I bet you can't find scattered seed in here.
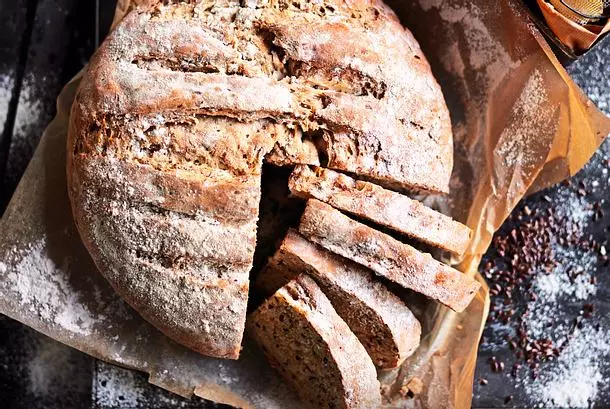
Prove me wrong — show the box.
[480,182,603,383]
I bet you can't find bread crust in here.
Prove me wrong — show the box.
[299,199,481,312]
[249,275,381,409]
[68,0,454,359]
[289,165,472,255]
[255,229,421,369]
[68,154,257,358]
[71,0,452,192]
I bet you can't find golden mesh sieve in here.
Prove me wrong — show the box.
[548,0,609,24]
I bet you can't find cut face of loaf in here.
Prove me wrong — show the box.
[298,200,481,312]
[289,165,472,255]
[255,230,421,369]
[249,275,382,409]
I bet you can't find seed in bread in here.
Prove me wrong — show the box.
[249,274,382,409]
[289,165,472,255]
[255,229,421,369]
[298,199,481,312]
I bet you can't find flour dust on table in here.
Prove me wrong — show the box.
[478,140,610,408]
[93,361,228,409]
[0,70,15,134]
[0,316,92,409]
[0,236,98,336]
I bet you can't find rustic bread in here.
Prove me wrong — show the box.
[289,165,472,255]
[249,274,382,409]
[298,200,481,312]
[69,158,255,358]
[255,230,421,369]
[70,0,453,193]
[67,0,453,360]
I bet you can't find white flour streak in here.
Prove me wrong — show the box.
[0,71,15,132]
[12,73,44,138]
[2,238,97,335]
[418,0,516,88]
[95,362,146,408]
[495,70,549,170]
[4,72,49,184]
[526,247,597,342]
[27,338,89,397]
[93,361,195,408]
[525,328,610,408]
[521,180,607,406]
[533,248,597,304]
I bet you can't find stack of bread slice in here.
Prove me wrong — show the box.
[250,165,479,407]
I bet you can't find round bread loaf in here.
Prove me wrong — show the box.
[67,0,452,359]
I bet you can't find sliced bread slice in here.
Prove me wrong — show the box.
[289,165,472,255]
[249,275,381,409]
[255,229,421,368]
[298,199,481,312]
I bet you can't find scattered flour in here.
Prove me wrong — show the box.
[525,328,610,408]
[93,361,200,408]
[26,337,91,398]
[217,362,240,386]
[0,71,15,132]
[526,247,598,342]
[418,0,516,88]
[4,71,49,188]
[495,70,550,170]
[532,248,597,304]
[0,316,93,407]
[418,0,443,11]
[95,362,146,408]
[552,188,594,225]
[2,237,97,335]
[520,172,608,406]
[442,41,466,79]
[11,72,45,141]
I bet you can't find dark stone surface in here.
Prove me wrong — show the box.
[473,138,610,408]
[0,0,32,194]
[0,1,608,408]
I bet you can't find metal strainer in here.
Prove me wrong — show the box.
[549,0,610,25]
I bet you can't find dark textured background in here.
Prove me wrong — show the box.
[0,1,608,408]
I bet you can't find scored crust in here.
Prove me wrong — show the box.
[67,0,454,359]
[69,156,257,358]
[70,0,453,193]
[249,274,382,409]
[255,229,422,369]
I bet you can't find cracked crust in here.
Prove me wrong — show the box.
[69,155,257,358]
[68,0,453,360]
[289,165,472,255]
[255,229,421,369]
[70,0,452,191]
[249,274,381,409]
[298,200,481,312]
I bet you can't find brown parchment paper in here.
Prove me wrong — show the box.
[537,0,610,54]
[1,0,609,408]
